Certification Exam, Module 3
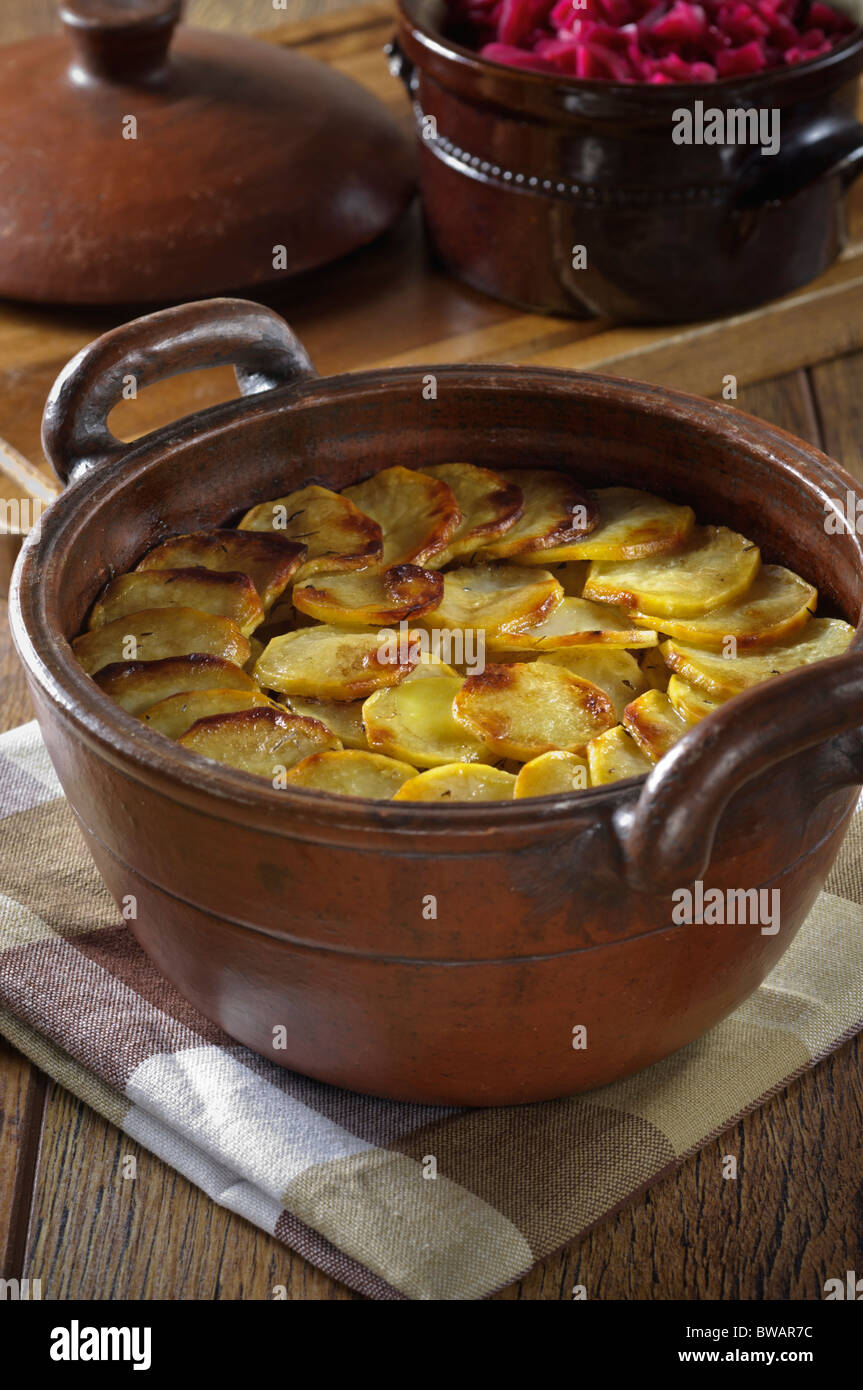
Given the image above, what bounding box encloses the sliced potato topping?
[342,465,460,567]
[584,526,760,618]
[88,568,264,637]
[141,688,277,740]
[285,749,416,798]
[419,462,523,565]
[293,564,442,627]
[538,649,648,720]
[621,689,690,763]
[514,751,590,798]
[453,662,617,761]
[482,469,598,559]
[639,646,670,692]
[629,564,816,649]
[434,563,562,636]
[392,763,517,802]
[363,673,493,768]
[666,674,726,724]
[136,529,305,611]
[487,596,657,652]
[238,484,382,581]
[255,625,419,701]
[93,654,258,716]
[281,695,368,749]
[524,486,694,564]
[73,607,250,676]
[661,617,855,699]
[178,707,341,778]
[587,725,653,785]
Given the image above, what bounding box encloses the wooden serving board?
[1,0,863,512]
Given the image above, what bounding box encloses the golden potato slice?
[285,750,416,798]
[666,674,726,724]
[281,696,368,749]
[74,608,250,676]
[292,564,443,627]
[141,688,277,740]
[482,470,598,559]
[639,646,670,692]
[583,526,760,618]
[93,654,258,716]
[238,484,382,581]
[621,690,689,763]
[136,529,306,612]
[514,751,590,798]
[453,663,616,761]
[392,763,517,802]
[178,707,341,778]
[537,649,648,720]
[629,564,817,649]
[254,625,420,700]
[88,568,264,637]
[587,725,653,785]
[486,596,657,652]
[434,563,562,636]
[523,487,694,564]
[342,465,460,567]
[661,618,855,699]
[419,463,523,565]
[363,673,493,768]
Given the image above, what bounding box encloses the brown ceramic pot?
[392,0,863,321]
[10,298,863,1104]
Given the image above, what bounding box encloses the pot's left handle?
[42,298,317,487]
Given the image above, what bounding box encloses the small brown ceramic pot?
[10,298,863,1104]
[392,0,863,321]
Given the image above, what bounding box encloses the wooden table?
[1,0,863,1302]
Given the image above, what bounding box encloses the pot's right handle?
[42,298,317,487]
[736,118,863,209]
[614,651,863,894]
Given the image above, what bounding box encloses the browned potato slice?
[482,470,598,559]
[141,688,278,740]
[281,696,368,749]
[238,484,382,581]
[666,675,726,724]
[453,662,616,761]
[293,564,443,627]
[418,463,523,565]
[523,487,694,564]
[661,618,855,699]
[342,466,460,567]
[285,750,416,798]
[621,690,689,763]
[537,649,648,720]
[639,646,670,692]
[629,565,817,649]
[93,655,258,716]
[136,529,306,612]
[392,763,517,802]
[486,596,657,652]
[254,625,419,700]
[583,526,760,618]
[74,608,250,676]
[514,751,590,798]
[363,673,493,768]
[587,725,653,784]
[434,564,562,636]
[178,707,341,778]
[88,568,264,637]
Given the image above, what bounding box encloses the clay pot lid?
[0,1,416,305]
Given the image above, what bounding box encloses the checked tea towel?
[1,720,862,1300]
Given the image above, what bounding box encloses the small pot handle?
[614,650,863,894]
[736,118,863,209]
[42,298,317,488]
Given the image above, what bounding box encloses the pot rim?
[11,360,863,839]
[397,0,863,104]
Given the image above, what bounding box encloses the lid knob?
[60,0,181,83]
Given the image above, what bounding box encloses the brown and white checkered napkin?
[1,720,862,1300]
